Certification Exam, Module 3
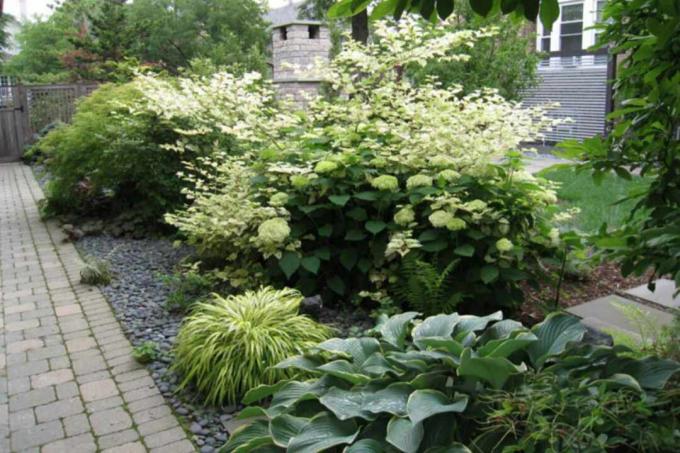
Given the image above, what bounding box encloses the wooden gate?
[0,84,29,163]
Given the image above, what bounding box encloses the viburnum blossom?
[371,175,400,191]
[394,206,416,226]
[496,238,514,252]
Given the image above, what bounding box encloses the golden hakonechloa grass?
[172,287,332,405]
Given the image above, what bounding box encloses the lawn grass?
[539,165,650,233]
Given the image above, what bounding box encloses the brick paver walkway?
[0,163,194,452]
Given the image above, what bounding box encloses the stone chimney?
[271,21,331,107]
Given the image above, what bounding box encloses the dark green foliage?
[80,257,112,285]
[262,165,556,315]
[225,311,679,452]
[410,3,540,100]
[38,83,187,227]
[558,0,680,287]
[0,13,14,57]
[329,0,562,28]
[162,265,216,311]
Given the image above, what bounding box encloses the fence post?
[15,85,31,144]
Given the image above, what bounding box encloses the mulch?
[519,261,653,325]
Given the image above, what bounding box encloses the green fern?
[393,254,462,316]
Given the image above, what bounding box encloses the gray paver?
[0,163,193,451]
[567,294,673,336]
[625,279,680,309]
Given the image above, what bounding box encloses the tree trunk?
[351,9,369,44]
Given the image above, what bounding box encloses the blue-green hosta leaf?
[606,357,680,390]
[243,380,291,405]
[270,414,309,448]
[406,390,468,424]
[365,383,412,416]
[361,352,398,376]
[319,388,375,421]
[222,419,272,453]
[274,355,323,372]
[288,412,359,453]
[316,338,382,365]
[386,351,449,372]
[414,337,464,356]
[268,379,331,416]
[380,312,420,348]
[409,372,448,390]
[238,406,268,419]
[528,313,586,369]
[413,314,460,344]
[318,360,372,384]
[346,439,386,452]
[458,348,521,389]
[386,417,424,453]
[595,373,643,392]
[476,332,537,358]
[476,320,525,344]
[453,311,503,336]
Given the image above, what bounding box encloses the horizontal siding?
[522,65,609,142]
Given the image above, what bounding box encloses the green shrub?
[37,82,190,226]
[225,312,679,452]
[145,20,562,314]
[172,286,332,405]
[162,263,216,311]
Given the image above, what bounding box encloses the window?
[541,26,552,52]
[594,0,606,40]
[308,25,320,39]
[560,3,583,55]
[279,26,288,41]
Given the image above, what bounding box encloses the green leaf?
[528,313,586,369]
[476,332,537,358]
[365,383,412,416]
[346,439,385,452]
[317,360,371,384]
[319,388,375,420]
[347,207,368,221]
[436,0,455,19]
[340,248,359,270]
[288,412,359,453]
[318,224,333,237]
[345,229,368,241]
[413,314,459,341]
[501,0,520,14]
[370,0,398,19]
[243,380,290,404]
[539,0,559,30]
[406,390,468,424]
[414,337,464,356]
[355,191,380,201]
[470,0,494,16]
[301,256,321,275]
[350,0,372,13]
[522,0,540,21]
[274,355,323,372]
[420,0,436,19]
[270,414,309,448]
[314,247,331,260]
[393,0,409,19]
[366,220,387,234]
[453,311,503,336]
[237,406,268,419]
[279,251,301,280]
[458,348,519,389]
[328,275,347,295]
[606,357,680,390]
[222,420,271,453]
[328,0,354,18]
[330,194,351,206]
[380,312,420,348]
[480,265,499,284]
[454,244,475,257]
[386,417,423,453]
[316,338,382,364]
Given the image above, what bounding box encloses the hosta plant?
[172,286,332,406]
[223,312,679,452]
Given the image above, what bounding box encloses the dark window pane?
[541,38,551,51]
[596,1,606,21]
[562,3,583,21]
[561,35,583,53]
[561,22,583,35]
[542,27,552,36]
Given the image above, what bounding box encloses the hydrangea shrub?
[139,19,563,313]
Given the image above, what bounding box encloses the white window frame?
[536,0,603,53]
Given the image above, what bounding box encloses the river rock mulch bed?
[77,235,232,452]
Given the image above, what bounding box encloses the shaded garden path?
[0,163,194,452]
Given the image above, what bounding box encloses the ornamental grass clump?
[172,286,332,405]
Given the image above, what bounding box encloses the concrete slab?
[625,279,679,309]
[567,295,673,337]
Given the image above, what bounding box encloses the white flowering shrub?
[144,19,561,313]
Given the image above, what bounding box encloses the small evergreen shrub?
[172,286,332,405]
[225,311,680,452]
[132,341,160,364]
[80,258,112,285]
